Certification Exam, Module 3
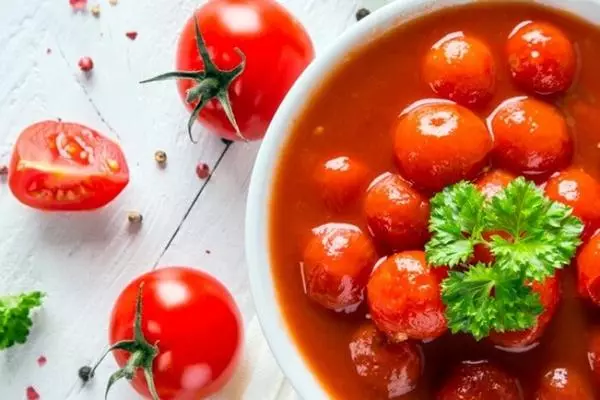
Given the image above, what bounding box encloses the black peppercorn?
[356,8,371,21]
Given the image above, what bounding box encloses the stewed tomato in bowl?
[247,0,600,399]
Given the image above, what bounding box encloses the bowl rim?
[245,0,590,398]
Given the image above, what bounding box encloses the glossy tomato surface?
[535,367,594,399]
[8,121,129,211]
[314,156,369,211]
[437,361,522,400]
[110,267,242,399]
[176,0,314,140]
[577,234,600,303]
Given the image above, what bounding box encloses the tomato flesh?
[8,121,129,211]
[110,267,242,399]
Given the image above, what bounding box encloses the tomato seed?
[69,0,87,11]
[196,163,210,179]
[26,386,40,400]
[154,150,167,166]
[90,4,100,17]
[125,31,138,41]
[78,57,94,72]
[127,211,143,224]
[106,159,119,171]
[37,355,47,367]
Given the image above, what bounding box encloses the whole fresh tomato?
[85,267,243,400]
[142,0,314,141]
[8,120,129,211]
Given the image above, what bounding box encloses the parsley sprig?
[426,178,582,339]
[0,291,44,350]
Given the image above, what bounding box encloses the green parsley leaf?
[426,182,486,267]
[0,291,45,350]
[441,265,543,340]
[486,178,584,281]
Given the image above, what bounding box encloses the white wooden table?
[0,0,389,398]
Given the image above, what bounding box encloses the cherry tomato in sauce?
[367,251,447,342]
[545,168,600,240]
[423,32,495,107]
[394,100,492,193]
[507,21,576,95]
[349,324,423,398]
[489,275,560,350]
[9,120,129,211]
[576,233,600,303]
[302,223,378,312]
[476,169,516,201]
[437,361,522,400]
[364,173,430,253]
[314,156,369,211]
[587,328,600,382]
[489,97,572,179]
[535,367,594,399]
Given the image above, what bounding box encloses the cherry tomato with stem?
[84,267,243,400]
[141,0,314,142]
[8,120,129,211]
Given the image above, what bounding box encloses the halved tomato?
[8,121,129,211]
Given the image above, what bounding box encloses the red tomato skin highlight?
[349,324,423,398]
[364,173,430,253]
[587,328,600,383]
[394,101,492,193]
[437,361,522,400]
[577,234,600,303]
[535,367,594,400]
[489,97,572,180]
[176,0,315,141]
[489,274,560,349]
[367,251,447,342]
[545,168,600,240]
[314,156,369,211]
[110,267,243,400]
[423,32,496,107]
[302,223,377,312]
[507,21,576,95]
[8,121,129,211]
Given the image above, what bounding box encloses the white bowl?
[245,0,597,398]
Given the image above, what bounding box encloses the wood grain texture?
[0,0,386,398]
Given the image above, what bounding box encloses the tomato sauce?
[270,2,600,399]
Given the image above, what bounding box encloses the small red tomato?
[536,367,594,399]
[507,21,576,95]
[423,32,495,107]
[394,100,492,192]
[93,267,242,400]
[143,0,314,141]
[476,169,516,201]
[78,56,94,72]
[489,97,572,179]
[545,168,600,240]
[490,274,560,350]
[577,234,600,302]
[302,223,377,312]
[314,156,369,210]
[8,121,129,211]
[437,361,522,400]
[364,173,430,253]
[349,324,423,397]
[367,251,447,342]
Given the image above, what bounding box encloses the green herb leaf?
[426,182,486,267]
[441,265,543,340]
[486,178,584,281]
[0,291,44,350]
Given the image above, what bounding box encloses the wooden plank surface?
[0,0,386,398]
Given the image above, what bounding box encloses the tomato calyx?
[83,284,160,400]
[141,17,247,142]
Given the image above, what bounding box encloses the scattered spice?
[90,4,100,17]
[78,56,94,72]
[108,0,118,5]
[46,48,52,55]
[127,211,143,224]
[78,365,93,382]
[26,386,40,400]
[196,163,210,179]
[69,0,87,11]
[356,7,371,21]
[37,355,47,367]
[205,249,211,254]
[125,31,138,41]
[0,165,8,176]
[154,150,167,166]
